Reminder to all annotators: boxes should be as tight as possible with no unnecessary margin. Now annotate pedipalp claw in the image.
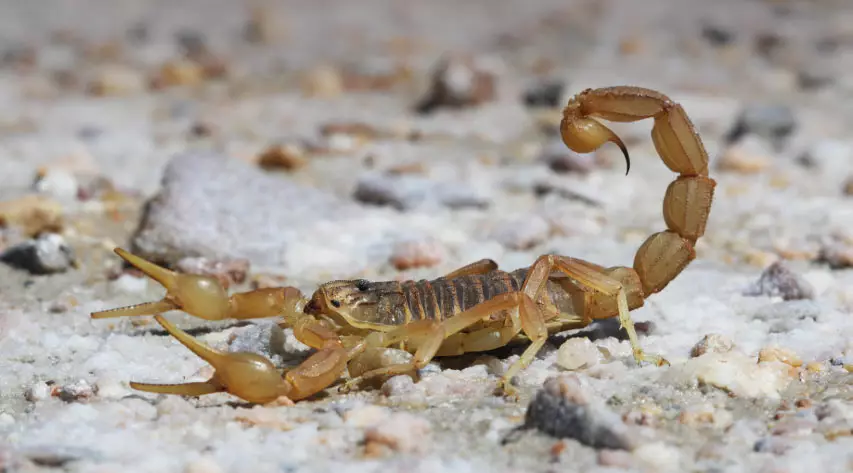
[130,315,294,404]
[90,248,233,321]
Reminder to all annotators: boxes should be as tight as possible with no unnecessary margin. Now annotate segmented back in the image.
[361,268,580,326]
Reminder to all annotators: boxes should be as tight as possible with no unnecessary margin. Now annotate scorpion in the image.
[90,86,715,405]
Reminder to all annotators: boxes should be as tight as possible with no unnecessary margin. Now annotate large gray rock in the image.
[131,152,396,277]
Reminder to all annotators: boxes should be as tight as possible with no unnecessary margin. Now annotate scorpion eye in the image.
[330,299,341,308]
[355,279,370,291]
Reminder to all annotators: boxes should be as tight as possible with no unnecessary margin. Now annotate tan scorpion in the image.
[91,86,715,404]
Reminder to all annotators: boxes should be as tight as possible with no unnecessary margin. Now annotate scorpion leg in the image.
[131,314,350,404]
[338,293,527,393]
[91,248,306,322]
[442,258,498,279]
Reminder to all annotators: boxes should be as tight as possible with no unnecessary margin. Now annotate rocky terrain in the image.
[2,0,853,472]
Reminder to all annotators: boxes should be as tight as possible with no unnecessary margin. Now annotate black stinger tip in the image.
[617,141,631,176]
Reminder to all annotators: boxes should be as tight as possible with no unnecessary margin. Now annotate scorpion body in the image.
[91,85,715,405]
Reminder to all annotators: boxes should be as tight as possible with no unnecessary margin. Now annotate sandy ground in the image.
[2,0,853,472]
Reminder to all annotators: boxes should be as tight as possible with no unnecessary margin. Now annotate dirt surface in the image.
[2,1,853,472]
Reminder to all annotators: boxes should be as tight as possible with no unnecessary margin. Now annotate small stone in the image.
[753,437,795,455]
[381,375,417,397]
[55,379,97,402]
[33,169,79,201]
[0,195,63,237]
[716,136,773,173]
[844,176,853,196]
[743,261,815,301]
[676,351,794,399]
[523,79,564,108]
[540,138,596,175]
[389,238,445,270]
[597,449,634,468]
[633,442,682,472]
[701,24,735,46]
[725,104,797,149]
[175,256,250,289]
[752,300,821,332]
[759,346,803,367]
[1,233,75,274]
[87,65,146,96]
[798,140,852,171]
[25,382,52,402]
[523,375,634,450]
[363,412,432,453]
[185,456,224,473]
[415,54,497,113]
[354,172,489,210]
[817,240,853,269]
[256,143,308,171]
[489,214,550,250]
[678,403,733,429]
[556,338,602,371]
[344,405,391,428]
[301,65,343,98]
[227,321,286,361]
[153,59,204,88]
[690,334,734,358]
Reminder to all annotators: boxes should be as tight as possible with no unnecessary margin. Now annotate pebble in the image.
[489,214,550,250]
[725,104,797,149]
[758,346,803,367]
[716,136,773,173]
[817,240,853,269]
[415,54,497,113]
[633,442,682,472]
[556,338,602,371]
[256,143,308,171]
[743,261,815,301]
[363,412,432,453]
[227,321,286,361]
[24,381,52,402]
[343,405,391,428]
[353,172,490,211]
[522,375,634,450]
[523,79,564,108]
[540,139,597,175]
[0,194,63,237]
[381,375,417,397]
[185,456,224,473]
[690,334,735,358]
[175,256,250,289]
[33,169,79,201]
[675,351,794,399]
[87,65,146,96]
[753,437,795,455]
[153,59,205,88]
[752,300,821,333]
[301,65,344,98]
[56,379,97,402]
[797,139,852,172]
[389,238,445,270]
[1,233,75,274]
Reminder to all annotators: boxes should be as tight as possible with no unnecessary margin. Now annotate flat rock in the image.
[131,152,400,276]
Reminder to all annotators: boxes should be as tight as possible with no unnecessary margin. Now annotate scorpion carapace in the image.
[90,86,715,404]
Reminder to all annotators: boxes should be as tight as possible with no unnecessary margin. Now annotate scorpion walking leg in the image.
[339,293,527,392]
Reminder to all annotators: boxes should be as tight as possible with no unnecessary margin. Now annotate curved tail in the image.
[560,86,716,296]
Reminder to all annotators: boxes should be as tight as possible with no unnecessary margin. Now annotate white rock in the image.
[557,338,602,370]
[672,351,795,399]
[343,405,391,428]
[634,442,682,473]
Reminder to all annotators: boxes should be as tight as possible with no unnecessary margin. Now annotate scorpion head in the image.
[304,279,380,322]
